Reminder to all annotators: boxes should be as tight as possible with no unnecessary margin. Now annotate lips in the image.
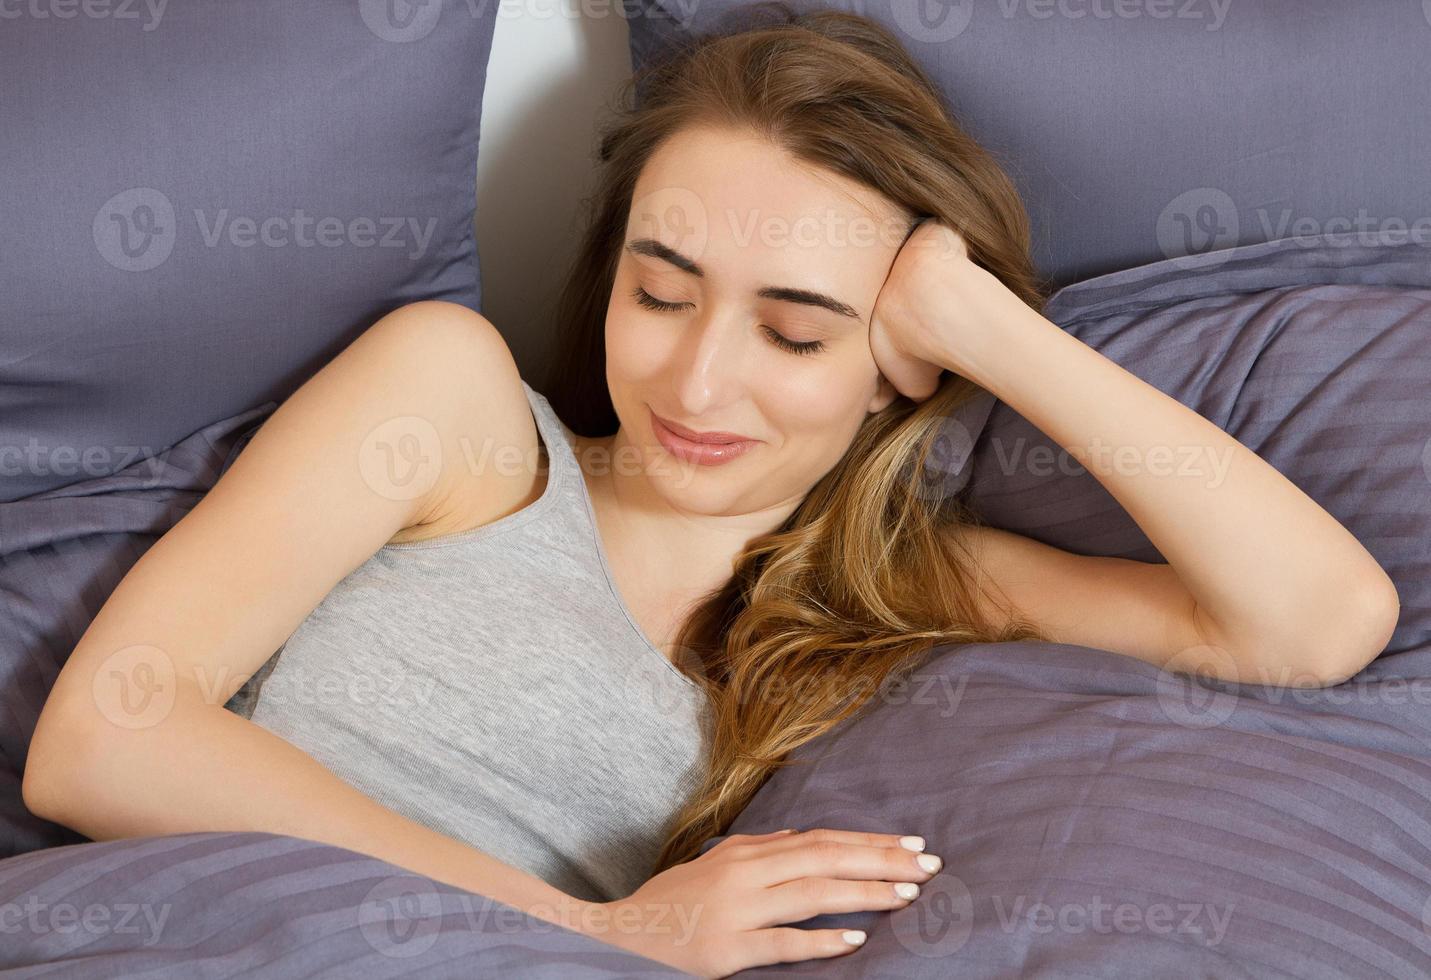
[648,408,759,467]
[650,411,754,445]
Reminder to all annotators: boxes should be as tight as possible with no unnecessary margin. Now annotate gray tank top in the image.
[233,380,713,903]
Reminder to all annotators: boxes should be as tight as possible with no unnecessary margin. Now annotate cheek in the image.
[772,361,877,447]
[605,314,672,383]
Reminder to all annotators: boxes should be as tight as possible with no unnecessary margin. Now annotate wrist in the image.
[470,874,601,936]
[947,297,1061,399]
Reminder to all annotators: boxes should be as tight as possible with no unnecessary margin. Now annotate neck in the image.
[573,428,797,601]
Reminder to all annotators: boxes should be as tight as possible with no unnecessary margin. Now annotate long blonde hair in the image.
[542,4,1052,872]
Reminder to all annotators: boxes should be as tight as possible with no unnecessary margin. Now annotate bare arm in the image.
[23,301,593,930]
[947,300,1398,686]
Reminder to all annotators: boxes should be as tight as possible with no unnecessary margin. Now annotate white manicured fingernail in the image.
[898,835,926,852]
[843,930,867,946]
[916,854,942,874]
[894,882,920,900]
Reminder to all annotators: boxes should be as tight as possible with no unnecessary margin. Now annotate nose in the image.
[669,310,750,416]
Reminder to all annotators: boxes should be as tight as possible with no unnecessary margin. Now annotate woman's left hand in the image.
[868,218,1018,401]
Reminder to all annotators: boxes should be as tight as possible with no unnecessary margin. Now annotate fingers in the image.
[742,830,943,893]
[756,875,920,928]
[752,827,927,857]
[741,926,870,969]
[711,829,798,852]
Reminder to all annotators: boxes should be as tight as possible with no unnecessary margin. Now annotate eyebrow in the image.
[624,237,863,323]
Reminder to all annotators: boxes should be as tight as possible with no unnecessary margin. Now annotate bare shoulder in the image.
[373,302,546,546]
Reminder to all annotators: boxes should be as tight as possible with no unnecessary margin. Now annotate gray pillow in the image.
[623,0,1431,289]
[0,1,497,502]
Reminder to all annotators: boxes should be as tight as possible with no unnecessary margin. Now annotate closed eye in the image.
[629,286,827,357]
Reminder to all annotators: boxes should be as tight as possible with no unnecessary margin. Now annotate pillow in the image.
[0,830,684,975]
[623,0,1431,289]
[719,637,1431,978]
[0,403,274,856]
[958,232,1431,660]
[0,1,497,502]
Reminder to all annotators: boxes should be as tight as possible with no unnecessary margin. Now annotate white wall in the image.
[475,0,636,383]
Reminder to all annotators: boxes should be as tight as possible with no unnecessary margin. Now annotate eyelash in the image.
[629,286,826,357]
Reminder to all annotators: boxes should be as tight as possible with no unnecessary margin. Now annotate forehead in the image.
[628,124,908,287]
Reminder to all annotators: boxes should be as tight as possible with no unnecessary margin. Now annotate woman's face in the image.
[604,123,911,517]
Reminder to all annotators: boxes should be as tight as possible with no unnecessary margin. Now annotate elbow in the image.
[1287,578,1402,689]
[22,706,99,827]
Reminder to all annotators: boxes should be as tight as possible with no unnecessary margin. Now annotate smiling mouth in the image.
[649,408,759,466]
[649,410,755,445]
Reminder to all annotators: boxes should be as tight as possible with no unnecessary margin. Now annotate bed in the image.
[3,1,1428,976]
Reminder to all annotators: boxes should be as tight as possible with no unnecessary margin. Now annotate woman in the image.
[25,6,1398,979]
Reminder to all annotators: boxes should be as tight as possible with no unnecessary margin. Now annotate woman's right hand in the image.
[584,827,942,979]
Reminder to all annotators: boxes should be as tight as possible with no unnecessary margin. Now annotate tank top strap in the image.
[521,379,577,494]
